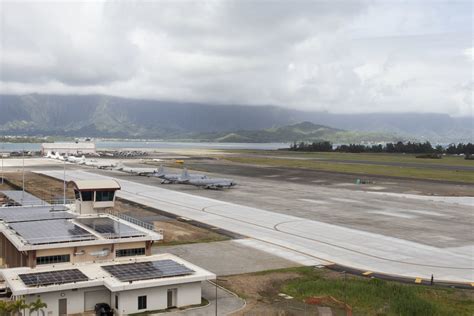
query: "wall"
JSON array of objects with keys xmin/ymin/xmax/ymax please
[
  {"xmin": 0, "ymin": 233, "xmax": 28, "ymax": 268},
  {"xmin": 35, "ymin": 241, "xmax": 147, "ymax": 266},
  {"xmin": 114, "ymin": 282, "xmax": 202, "ymax": 315},
  {"xmin": 24, "ymin": 286, "xmax": 109, "ymax": 316}
]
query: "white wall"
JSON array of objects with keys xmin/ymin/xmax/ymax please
[
  {"xmin": 24, "ymin": 286, "xmax": 108, "ymax": 316},
  {"xmin": 114, "ymin": 282, "xmax": 202, "ymax": 315}
]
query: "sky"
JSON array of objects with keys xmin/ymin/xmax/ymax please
[{"xmin": 0, "ymin": 0, "xmax": 472, "ymax": 116}]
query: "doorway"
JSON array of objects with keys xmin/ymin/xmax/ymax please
[
  {"xmin": 58, "ymin": 298, "xmax": 67, "ymax": 316},
  {"xmin": 167, "ymin": 289, "xmax": 177, "ymax": 308}
]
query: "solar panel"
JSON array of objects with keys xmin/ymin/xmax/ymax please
[
  {"xmin": 77, "ymin": 217, "xmax": 146, "ymax": 238},
  {"xmin": 102, "ymin": 260, "xmax": 194, "ymax": 282},
  {"xmin": 0, "ymin": 206, "xmax": 72, "ymax": 223},
  {"xmin": 0, "ymin": 190, "xmax": 50, "ymax": 206},
  {"xmin": 9, "ymin": 219, "xmax": 96, "ymax": 245},
  {"xmin": 19, "ymin": 269, "xmax": 89, "ymax": 287}
]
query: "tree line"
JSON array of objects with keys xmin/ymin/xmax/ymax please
[{"xmin": 289, "ymin": 141, "xmax": 474, "ymax": 155}]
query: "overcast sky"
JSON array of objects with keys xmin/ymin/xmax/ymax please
[{"xmin": 0, "ymin": 0, "xmax": 472, "ymax": 116}]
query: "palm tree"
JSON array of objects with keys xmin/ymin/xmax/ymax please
[
  {"xmin": 29, "ymin": 298, "xmax": 47, "ymax": 316},
  {"xmin": 10, "ymin": 299, "xmax": 29, "ymax": 316},
  {"xmin": 0, "ymin": 300, "xmax": 13, "ymax": 315}
]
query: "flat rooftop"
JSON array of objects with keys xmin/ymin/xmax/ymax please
[
  {"xmin": 1, "ymin": 253, "xmax": 215, "ymax": 295},
  {"xmin": 0, "ymin": 205, "xmax": 162, "ymax": 250},
  {"xmin": 1, "ymin": 190, "xmax": 50, "ymax": 206}
]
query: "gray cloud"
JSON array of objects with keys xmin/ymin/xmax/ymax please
[{"xmin": 0, "ymin": 0, "xmax": 472, "ymax": 116}]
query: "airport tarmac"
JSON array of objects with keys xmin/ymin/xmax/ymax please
[{"xmin": 38, "ymin": 167, "xmax": 473, "ymax": 283}]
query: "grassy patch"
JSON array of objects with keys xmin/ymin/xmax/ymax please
[
  {"xmin": 282, "ymin": 267, "xmax": 474, "ymax": 316},
  {"xmin": 227, "ymin": 150, "xmax": 474, "ymax": 167},
  {"xmin": 223, "ymin": 156, "xmax": 474, "ymax": 183}
]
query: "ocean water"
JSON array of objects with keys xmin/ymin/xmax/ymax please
[{"xmin": 0, "ymin": 141, "xmax": 289, "ymax": 152}]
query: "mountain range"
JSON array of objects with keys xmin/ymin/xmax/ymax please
[{"xmin": 0, "ymin": 94, "xmax": 472, "ymax": 143}]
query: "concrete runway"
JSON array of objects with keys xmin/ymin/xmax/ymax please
[{"xmin": 38, "ymin": 169, "xmax": 474, "ymax": 284}]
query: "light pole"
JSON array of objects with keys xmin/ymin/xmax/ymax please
[
  {"xmin": 63, "ymin": 158, "xmax": 66, "ymax": 205},
  {"xmin": 1, "ymin": 144, "xmax": 4, "ymax": 185},
  {"xmin": 22, "ymin": 148, "xmax": 25, "ymax": 201}
]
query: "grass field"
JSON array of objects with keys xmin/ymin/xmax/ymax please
[
  {"xmin": 230, "ymin": 150, "xmax": 474, "ymax": 167},
  {"xmin": 223, "ymin": 267, "xmax": 474, "ymax": 316},
  {"xmin": 282, "ymin": 267, "xmax": 474, "ymax": 316},
  {"xmin": 222, "ymin": 155, "xmax": 474, "ymax": 183}
]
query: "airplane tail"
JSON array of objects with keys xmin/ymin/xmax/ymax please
[
  {"xmin": 156, "ymin": 164, "xmax": 165, "ymax": 176},
  {"xmin": 181, "ymin": 168, "xmax": 190, "ymax": 180},
  {"xmin": 115, "ymin": 161, "xmax": 124, "ymax": 170}
]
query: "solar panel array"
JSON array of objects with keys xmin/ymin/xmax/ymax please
[
  {"xmin": 77, "ymin": 217, "xmax": 146, "ymax": 239},
  {"xmin": 19, "ymin": 269, "xmax": 89, "ymax": 287},
  {"xmin": 102, "ymin": 259, "xmax": 194, "ymax": 282},
  {"xmin": 0, "ymin": 206, "xmax": 75, "ymax": 223},
  {"xmin": 9, "ymin": 219, "xmax": 96, "ymax": 245},
  {"xmin": 0, "ymin": 190, "xmax": 50, "ymax": 206}
]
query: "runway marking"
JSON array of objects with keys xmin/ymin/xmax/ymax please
[
  {"xmin": 311, "ymin": 180, "xmax": 325, "ymax": 183},
  {"xmin": 299, "ymin": 199, "xmax": 329, "ymax": 205},
  {"xmin": 330, "ymin": 197, "xmax": 359, "ymax": 203},
  {"xmin": 264, "ymin": 175, "xmax": 281, "ymax": 178},
  {"xmin": 289, "ymin": 177, "xmax": 301, "ymax": 180},
  {"xmin": 403, "ymin": 210, "xmax": 446, "ymax": 217},
  {"xmin": 415, "ymin": 278, "xmax": 422, "ymax": 284},
  {"xmin": 362, "ymin": 271, "xmax": 373, "ymax": 276},
  {"xmin": 369, "ymin": 211, "xmax": 416, "ymax": 219}
]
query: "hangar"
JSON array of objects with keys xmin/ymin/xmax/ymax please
[{"xmin": 41, "ymin": 142, "xmax": 96, "ymax": 155}]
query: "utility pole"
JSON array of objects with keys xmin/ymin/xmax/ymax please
[
  {"xmin": 63, "ymin": 158, "xmax": 66, "ymax": 205},
  {"xmin": 215, "ymin": 281, "xmax": 217, "ymax": 316},
  {"xmin": 1, "ymin": 144, "xmax": 4, "ymax": 185},
  {"xmin": 22, "ymin": 148, "xmax": 25, "ymax": 201}
]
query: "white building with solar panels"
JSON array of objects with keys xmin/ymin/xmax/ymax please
[{"xmin": 0, "ymin": 180, "xmax": 215, "ymax": 315}]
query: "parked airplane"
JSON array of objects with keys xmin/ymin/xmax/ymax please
[
  {"xmin": 180, "ymin": 169, "xmax": 235, "ymax": 189},
  {"xmin": 44, "ymin": 151, "xmax": 55, "ymax": 159},
  {"xmin": 115, "ymin": 162, "xmax": 157, "ymax": 176},
  {"xmin": 153, "ymin": 165, "xmax": 206, "ymax": 184},
  {"xmin": 67, "ymin": 155, "xmax": 86, "ymax": 163}
]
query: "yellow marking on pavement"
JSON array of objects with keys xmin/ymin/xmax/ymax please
[
  {"xmin": 415, "ymin": 278, "xmax": 422, "ymax": 284},
  {"xmin": 362, "ymin": 271, "xmax": 373, "ymax": 276}
]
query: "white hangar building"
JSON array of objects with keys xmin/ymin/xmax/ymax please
[{"xmin": 41, "ymin": 142, "xmax": 96, "ymax": 155}]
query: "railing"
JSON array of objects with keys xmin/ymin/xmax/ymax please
[
  {"xmin": 0, "ymin": 199, "xmax": 76, "ymax": 208},
  {"xmin": 103, "ymin": 209, "xmax": 164, "ymax": 235}
]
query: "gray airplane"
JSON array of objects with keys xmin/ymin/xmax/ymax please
[
  {"xmin": 153, "ymin": 165, "xmax": 206, "ymax": 184},
  {"xmin": 180, "ymin": 169, "xmax": 236, "ymax": 189},
  {"xmin": 115, "ymin": 162, "xmax": 157, "ymax": 176}
]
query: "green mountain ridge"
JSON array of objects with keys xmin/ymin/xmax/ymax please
[{"xmin": 178, "ymin": 122, "xmax": 402, "ymax": 143}]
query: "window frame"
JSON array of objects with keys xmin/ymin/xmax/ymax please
[
  {"xmin": 36, "ymin": 254, "xmax": 71, "ymax": 265},
  {"xmin": 138, "ymin": 295, "xmax": 147, "ymax": 310}
]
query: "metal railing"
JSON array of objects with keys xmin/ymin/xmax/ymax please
[{"xmin": 103, "ymin": 209, "xmax": 164, "ymax": 235}]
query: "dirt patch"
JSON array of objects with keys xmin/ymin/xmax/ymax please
[{"xmin": 2, "ymin": 172, "xmax": 75, "ymax": 202}]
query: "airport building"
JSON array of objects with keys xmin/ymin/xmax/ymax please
[
  {"xmin": 0, "ymin": 180, "xmax": 215, "ymax": 315},
  {"xmin": 41, "ymin": 142, "xmax": 96, "ymax": 155}
]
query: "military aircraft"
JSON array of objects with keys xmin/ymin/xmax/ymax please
[
  {"xmin": 115, "ymin": 162, "xmax": 157, "ymax": 176},
  {"xmin": 66, "ymin": 155, "xmax": 86, "ymax": 163},
  {"xmin": 153, "ymin": 165, "xmax": 206, "ymax": 184},
  {"xmin": 179, "ymin": 169, "xmax": 236, "ymax": 189}
]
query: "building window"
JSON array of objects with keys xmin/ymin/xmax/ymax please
[
  {"xmin": 36, "ymin": 254, "xmax": 70, "ymax": 265},
  {"xmin": 116, "ymin": 248, "xmax": 145, "ymax": 257},
  {"xmin": 95, "ymin": 190, "xmax": 114, "ymax": 202},
  {"xmin": 115, "ymin": 295, "xmax": 119, "ymax": 309},
  {"xmin": 138, "ymin": 296, "xmax": 147, "ymax": 310},
  {"xmin": 81, "ymin": 191, "xmax": 93, "ymax": 201}
]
